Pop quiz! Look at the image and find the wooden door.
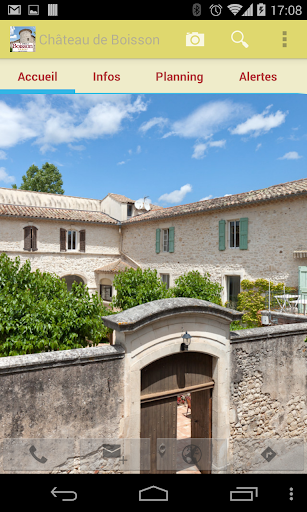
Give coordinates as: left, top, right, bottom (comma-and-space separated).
141, 397, 177, 474
140, 352, 213, 474
191, 389, 212, 474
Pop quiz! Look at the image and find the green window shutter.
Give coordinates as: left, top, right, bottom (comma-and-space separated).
169, 227, 175, 253
219, 220, 225, 251
156, 228, 161, 253
239, 217, 248, 250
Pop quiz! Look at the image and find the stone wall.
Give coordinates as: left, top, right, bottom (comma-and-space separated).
229, 323, 307, 472
0, 345, 125, 474
122, 195, 307, 300
261, 310, 307, 325
0, 217, 121, 292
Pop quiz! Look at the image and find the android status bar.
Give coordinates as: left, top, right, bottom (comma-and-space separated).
3, 3, 306, 20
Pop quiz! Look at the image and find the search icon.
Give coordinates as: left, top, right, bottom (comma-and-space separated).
231, 31, 249, 48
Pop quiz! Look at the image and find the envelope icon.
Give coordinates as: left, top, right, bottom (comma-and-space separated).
102, 444, 121, 458
8, 5, 21, 14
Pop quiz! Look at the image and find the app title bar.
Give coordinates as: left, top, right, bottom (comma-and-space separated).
5, 21, 306, 58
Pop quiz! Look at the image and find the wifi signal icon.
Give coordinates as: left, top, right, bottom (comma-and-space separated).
227, 4, 243, 15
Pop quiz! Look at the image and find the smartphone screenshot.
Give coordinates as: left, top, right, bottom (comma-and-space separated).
1, 2, 306, 505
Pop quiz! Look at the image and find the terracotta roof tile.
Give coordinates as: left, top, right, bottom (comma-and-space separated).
95, 259, 136, 273
122, 178, 307, 224
0, 204, 118, 224
109, 193, 135, 203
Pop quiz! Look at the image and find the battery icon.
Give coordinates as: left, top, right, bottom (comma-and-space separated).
257, 3, 266, 16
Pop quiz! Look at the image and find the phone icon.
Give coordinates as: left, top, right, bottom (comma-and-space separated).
29, 445, 48, 464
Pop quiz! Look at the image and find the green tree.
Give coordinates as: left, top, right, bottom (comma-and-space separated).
0, 253, 111, 356
171, 270, 223, 305
12, 162, 64, 194
111, 267, 171, 311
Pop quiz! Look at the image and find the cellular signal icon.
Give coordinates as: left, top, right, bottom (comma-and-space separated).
257, 3, 266, 16
227, 4, 243, 15
242, 3, 253, 16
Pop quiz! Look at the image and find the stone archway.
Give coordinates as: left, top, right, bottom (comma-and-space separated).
102, 297, 242, 474
62, 274, 85, 292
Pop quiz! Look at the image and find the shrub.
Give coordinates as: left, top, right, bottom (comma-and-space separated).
111, 267, 170, 311
0, 253, 111, 356
237, 278, 295, 328
172, 270, 223, 305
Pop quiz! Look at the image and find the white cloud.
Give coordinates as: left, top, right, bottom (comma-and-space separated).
256, 143, 262, 151
159, 184, 192, 204
10, 27, 17, 39
128, 145, 141, 155
163, 100, 248, 140
117, 161, 126, 165
0, 95, 148, 153
224, 194, 231, 196
0, 167, 15, 184
0, 101, 37, 148
278, 151, 302, 160
200, 195, 213, 201
0, 150, 7, 159
139, 117, 168, 133
230, 105, 287, 137
192, 139, 226, 159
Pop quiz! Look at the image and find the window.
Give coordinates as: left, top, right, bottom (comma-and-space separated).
100, 285, 112, 301
127, 204, 133, 218
67, 230, 77, 251
156, 227, 175, 253
60, 229, 85, 252
163, 229, 169, 252
219, 218, 248, 251
160, 274, 170, 289
23, 226, 38, 251
229, 221, 240, 248
227, 276, 241, 308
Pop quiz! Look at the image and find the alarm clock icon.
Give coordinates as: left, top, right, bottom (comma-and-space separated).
210, 4, 223, 16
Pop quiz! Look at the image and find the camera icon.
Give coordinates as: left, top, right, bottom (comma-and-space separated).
186, 32, 204, 46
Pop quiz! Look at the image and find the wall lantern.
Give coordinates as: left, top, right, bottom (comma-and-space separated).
181, 331, 192, 352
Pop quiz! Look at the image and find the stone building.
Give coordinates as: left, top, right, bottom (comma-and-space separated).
1, 177, 307, 304
121, 177, 307, 304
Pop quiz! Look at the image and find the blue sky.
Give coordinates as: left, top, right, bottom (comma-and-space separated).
10, 26, 36, 40
0, 93, 305, 206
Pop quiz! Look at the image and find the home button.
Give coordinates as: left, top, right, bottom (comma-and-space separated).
139, 486, 168, 501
